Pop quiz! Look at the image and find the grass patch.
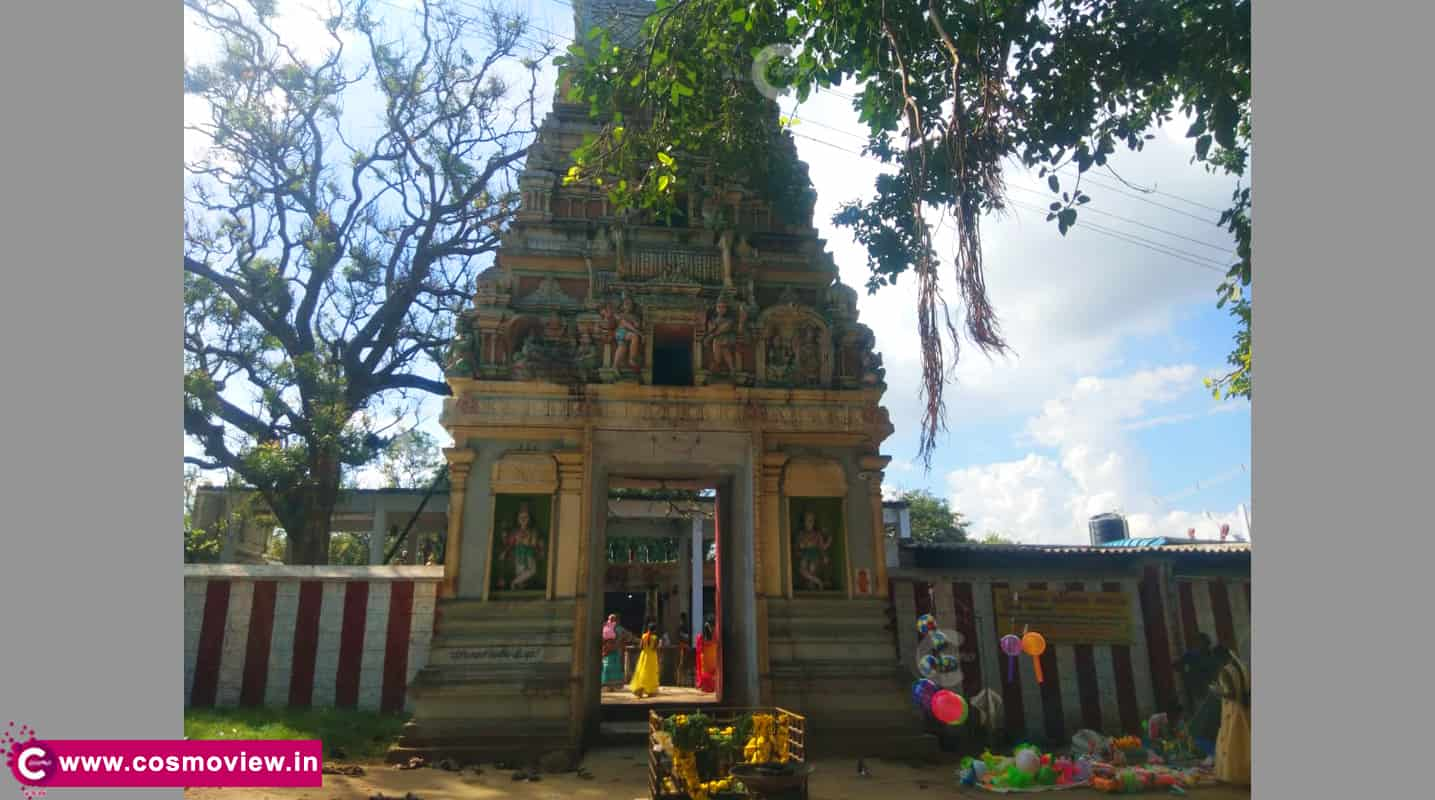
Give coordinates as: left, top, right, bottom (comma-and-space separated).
184, 707, 409, 761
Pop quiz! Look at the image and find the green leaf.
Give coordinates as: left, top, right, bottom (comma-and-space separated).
1048, 175, 1059, 192
658, 175, 671, 192
730, 9, 747, 23
1195, 134, 1213, 160
657, 152, 675, 168
1057, 208, 1077, 235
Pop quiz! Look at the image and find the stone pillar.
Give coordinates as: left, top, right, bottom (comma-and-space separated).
553, 452, 585, 599
691, 515, 704, 643
369, 504, 388, 565
893, 577, 919, 683
859, 454, 892, 599
759, 452, 789, 598
441, 447, 477, 599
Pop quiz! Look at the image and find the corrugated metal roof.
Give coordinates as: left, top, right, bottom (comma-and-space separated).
900, 540, 1249, 556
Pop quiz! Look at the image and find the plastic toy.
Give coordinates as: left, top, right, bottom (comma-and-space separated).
1021, 631, 1048, 683
1000, 634, 1022, 681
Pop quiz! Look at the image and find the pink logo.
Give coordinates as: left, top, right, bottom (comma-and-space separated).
3, 723, 49, 799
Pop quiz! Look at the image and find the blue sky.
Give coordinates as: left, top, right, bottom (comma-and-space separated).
186, 0, 1251, 544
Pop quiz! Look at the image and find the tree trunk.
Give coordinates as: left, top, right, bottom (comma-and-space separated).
273, 451, 343, 565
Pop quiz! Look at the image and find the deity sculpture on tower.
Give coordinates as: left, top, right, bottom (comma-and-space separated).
704, 295, 739, 374
612, 294, 644, 371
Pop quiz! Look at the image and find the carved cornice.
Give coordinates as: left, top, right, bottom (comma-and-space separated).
441, 382, 893, 444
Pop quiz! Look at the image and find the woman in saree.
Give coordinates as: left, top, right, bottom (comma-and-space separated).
1213, 652, 1251, 785
629, 622, 661, 698
694, 617, 719, 693
600, 614, 628, 691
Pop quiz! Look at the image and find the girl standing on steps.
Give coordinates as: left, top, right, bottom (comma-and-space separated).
629, 621, 661, 698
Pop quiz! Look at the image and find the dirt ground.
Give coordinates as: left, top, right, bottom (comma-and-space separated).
183, 746, 1252, 800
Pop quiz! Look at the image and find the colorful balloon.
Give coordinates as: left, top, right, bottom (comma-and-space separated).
1000, 634, 1022, 681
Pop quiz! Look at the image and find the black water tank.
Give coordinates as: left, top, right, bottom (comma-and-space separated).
1089, 513, 1128, 546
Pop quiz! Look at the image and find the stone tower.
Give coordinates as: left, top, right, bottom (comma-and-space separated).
393, 0, 928, 765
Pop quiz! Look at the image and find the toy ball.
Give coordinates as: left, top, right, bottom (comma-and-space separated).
917, 653, 940, 678
911, 678, 938, 709
930, 689, 967, 725
1013, 749, 1041, 776
927, 629, 950, 651
940, 693, 969, 726
939, 653, 961, 672
916, 614, 938, 635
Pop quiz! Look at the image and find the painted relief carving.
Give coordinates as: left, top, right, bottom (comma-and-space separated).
611, 294, 644, 373
498, 502, 545, 590
756, 303, 832, 388
489, 494, 552, 595
703, 294, 739, 375
789, 497, 845, 594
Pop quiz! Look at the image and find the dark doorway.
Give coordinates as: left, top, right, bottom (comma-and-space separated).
652, 325, 694, 386
603, 591, 647, 637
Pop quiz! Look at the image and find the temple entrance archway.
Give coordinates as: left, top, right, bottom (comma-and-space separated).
581, 429, 758, 729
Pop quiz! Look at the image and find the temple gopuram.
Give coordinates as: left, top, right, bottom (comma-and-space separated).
392, 0, 926, 767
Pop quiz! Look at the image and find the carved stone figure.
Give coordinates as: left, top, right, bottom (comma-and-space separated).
766, 332, 793, 383
704, 297, 738, 374
613, 295, 644, 371
445, 313, 477, 377
497, 503, 545, 591
512, 334, 544, 380
797, 325, 822, 385
575, 329, 601, 380
795, 509, 834, 591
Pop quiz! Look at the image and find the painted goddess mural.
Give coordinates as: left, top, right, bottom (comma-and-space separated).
496, 501, 546, 591
794, 508, 835, 592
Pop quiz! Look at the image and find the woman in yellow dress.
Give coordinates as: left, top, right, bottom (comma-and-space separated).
1213, 652, 1251, 785
629, 622, 661, 698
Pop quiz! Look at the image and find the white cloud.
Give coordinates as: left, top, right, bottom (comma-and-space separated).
787, 93, 1238, 458
945, 366, 1247, 544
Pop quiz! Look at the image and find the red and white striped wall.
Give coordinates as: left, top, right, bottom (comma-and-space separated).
894, 570, 1251, 742
183, 565, 441, 713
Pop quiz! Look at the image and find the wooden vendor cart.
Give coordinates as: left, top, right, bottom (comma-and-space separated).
648, 707, 809, 800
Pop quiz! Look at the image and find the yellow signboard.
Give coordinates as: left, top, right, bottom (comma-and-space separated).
991, 588, 1133, 644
